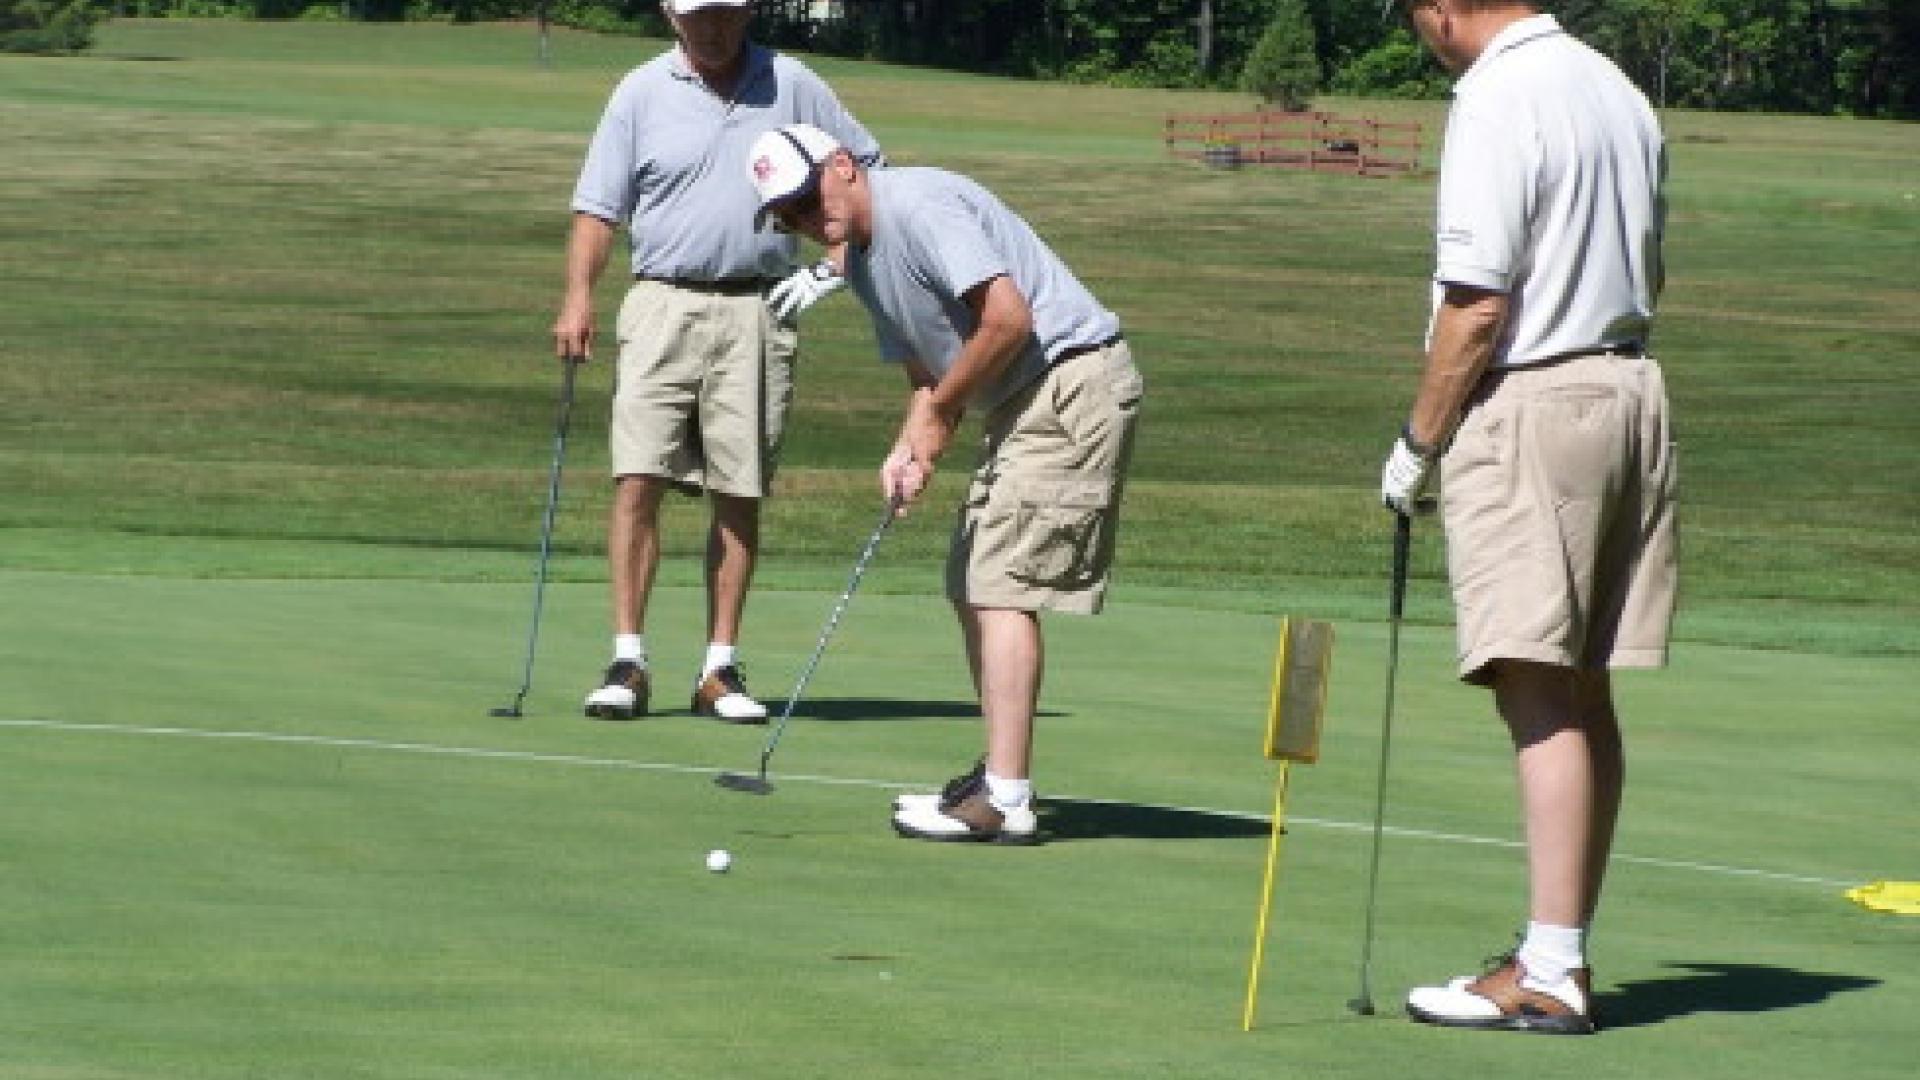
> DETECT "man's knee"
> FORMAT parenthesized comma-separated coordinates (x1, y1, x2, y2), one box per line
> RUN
(1492, 661, 1619, 744)
(707, 492, 761, 544)
(612, 475, 668, 519)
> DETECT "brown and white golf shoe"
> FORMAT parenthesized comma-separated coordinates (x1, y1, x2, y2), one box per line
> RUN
(1406, 954, 1596, 1035)
(691, 664, 769, 724)
(584, 660, 649, 721)
(891, 787, 1039, 846)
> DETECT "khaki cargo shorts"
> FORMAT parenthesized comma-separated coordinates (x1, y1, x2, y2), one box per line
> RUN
(946, 340, 1144, 614)
(610, 278, 797, 498)
(1441, 350, 1678, 686)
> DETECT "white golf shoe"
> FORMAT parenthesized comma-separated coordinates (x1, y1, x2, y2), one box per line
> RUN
(891, 788, 1039, 846)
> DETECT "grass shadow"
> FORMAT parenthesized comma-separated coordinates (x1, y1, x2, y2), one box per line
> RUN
(1037, 797, 1269, 842)
(1597, 962, 1880, 1030)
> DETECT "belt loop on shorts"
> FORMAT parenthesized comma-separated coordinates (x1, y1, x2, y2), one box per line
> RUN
(634, 275, 772, 295)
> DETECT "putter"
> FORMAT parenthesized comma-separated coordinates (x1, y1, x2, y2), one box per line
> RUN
(489, 356, 583, 719)
(1349, 510, 1413, 1016)
(715, 493, 903, 795)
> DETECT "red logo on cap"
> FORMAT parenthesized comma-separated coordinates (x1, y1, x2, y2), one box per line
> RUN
(752, 155, 774, 183)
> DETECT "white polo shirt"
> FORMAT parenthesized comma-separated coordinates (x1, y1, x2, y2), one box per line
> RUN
(1430, 15, 1666, 367)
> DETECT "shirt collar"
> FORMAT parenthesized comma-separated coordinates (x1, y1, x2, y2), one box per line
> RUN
(667, 41, 773, 95)
(1455, 13, 1562, 92)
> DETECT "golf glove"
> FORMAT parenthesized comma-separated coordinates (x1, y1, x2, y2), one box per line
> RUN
(1380, 427, 1440, 516)
(768, 259, 844, 323)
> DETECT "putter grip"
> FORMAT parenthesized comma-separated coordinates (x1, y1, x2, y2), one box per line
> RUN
(1389, 513, 1411, 620)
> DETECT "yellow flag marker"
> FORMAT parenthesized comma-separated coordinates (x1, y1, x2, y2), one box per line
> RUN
(1845, 881, 1920, 915)
(1243, 616, 1334, 1031)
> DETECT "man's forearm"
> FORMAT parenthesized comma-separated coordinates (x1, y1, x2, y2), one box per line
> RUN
(565, 213, 618, 299)
(926, 276, 1032, 420)
(1408, 286, 1508, 450)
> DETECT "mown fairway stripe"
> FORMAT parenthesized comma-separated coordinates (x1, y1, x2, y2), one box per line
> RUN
(1, 717, 1860, 889)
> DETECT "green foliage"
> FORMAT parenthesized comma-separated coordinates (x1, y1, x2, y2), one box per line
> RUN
(1239, 0, 1318, 108)
(1560, 0, 1920, 116)
(1, 0, 106, 52)
(1327, 27, 1448, 100)
(81, 3, 1920, 115)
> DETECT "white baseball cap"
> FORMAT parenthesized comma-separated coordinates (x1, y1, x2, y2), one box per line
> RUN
(666, 1, 749, 13)
(747, 123, 844, 227)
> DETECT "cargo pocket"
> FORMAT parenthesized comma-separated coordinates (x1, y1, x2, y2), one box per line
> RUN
(1008, 473, 1114, 590)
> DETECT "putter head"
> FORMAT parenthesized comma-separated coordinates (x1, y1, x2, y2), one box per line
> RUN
(714, 771, 774, 796)
(488, 706, 523, 719)
(1347, 997, 1376, 1016)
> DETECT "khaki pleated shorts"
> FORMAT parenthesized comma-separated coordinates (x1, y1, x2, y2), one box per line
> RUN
(946, 340, 1144, 614)
(610, 278, 797, 498)
(1441, 350, 1678, 685)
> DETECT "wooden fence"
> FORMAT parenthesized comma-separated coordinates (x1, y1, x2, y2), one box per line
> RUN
(1164, 110, 1423, 177)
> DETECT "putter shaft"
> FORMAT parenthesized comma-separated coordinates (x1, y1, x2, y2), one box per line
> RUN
(714, 496, 902, 795)
(491, 356, 582, 718)
(1353, 511, 1412, 1013)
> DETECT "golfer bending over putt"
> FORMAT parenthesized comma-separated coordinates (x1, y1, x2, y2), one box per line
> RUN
(746, 123, 1143, 845)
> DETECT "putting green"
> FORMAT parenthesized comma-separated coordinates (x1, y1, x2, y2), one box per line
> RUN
(1, 570, 1913, 1079)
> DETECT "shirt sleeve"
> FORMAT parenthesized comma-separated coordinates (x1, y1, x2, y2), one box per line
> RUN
(1432, 99, 1532, 293)
(571, 76, 640, 224)
(906, 195, 1005, 304)
(870, 311, 913, 365)
(793, 69, 886, 168)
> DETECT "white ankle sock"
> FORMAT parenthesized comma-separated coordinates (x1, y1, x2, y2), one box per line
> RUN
(1519, 922, 1587, 986)
(983, 772, 1032, 811)
(614, 634, 646, 665)
(703, 643, 737, 676)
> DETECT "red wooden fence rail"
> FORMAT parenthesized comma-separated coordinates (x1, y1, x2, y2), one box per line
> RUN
(1165, 110, 1423, 177)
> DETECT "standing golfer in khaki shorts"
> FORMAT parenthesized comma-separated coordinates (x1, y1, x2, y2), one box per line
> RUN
(747, 124, 1143, 845)
(1378, 1, 1676, 1034)
(553, 1, 881, 723)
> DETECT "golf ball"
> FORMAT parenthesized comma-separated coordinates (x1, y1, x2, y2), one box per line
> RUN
(705, 848, 732, 873)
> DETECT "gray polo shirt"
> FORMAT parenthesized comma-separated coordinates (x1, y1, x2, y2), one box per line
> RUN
(572, 43, 882, 282)
(845, 167, 1121, 410)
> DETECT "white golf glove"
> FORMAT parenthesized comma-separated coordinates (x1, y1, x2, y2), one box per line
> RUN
(768, 259, 844, 323)
(1380, 427, 1440, 516)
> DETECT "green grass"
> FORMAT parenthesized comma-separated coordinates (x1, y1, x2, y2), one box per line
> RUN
(0, 20, 1918, 1075)
(1, 572, 1914, 1079)
(2, 19, 1916, 655)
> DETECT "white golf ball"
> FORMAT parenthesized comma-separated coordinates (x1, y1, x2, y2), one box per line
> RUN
(705, 848, 733, 873)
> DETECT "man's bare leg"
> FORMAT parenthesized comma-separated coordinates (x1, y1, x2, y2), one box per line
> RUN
(962, 605, 1042, 781)
(705, 492, 760, 647)
(1493, 660, 1625, 929)
(609, 475, 668, 637)
(586, 475, 668, 718)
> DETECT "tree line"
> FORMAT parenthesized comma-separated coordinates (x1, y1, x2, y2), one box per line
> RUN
(10, 1, 1917, 119)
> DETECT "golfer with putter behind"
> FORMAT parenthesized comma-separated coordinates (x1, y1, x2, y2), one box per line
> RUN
(1378, 0, 1676, 1034)
(554, 1, 882, 724)
(747, 124, 1143, 845)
